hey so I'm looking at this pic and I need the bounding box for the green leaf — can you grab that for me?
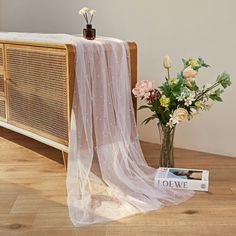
[209,94,223,102]
[217,72,232,88]
[171,79,185,94]
[198,57,210,68]
[158,109,170,125]
[138,105,152,110]
[215,88,224,95]
[141,115,157,125]
[190,80,199,91]
[177,73,183,80]
[209,89,224,102]
[159,82,171,95]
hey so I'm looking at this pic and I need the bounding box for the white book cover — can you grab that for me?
[155,167,209,191]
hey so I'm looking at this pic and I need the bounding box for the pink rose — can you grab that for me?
[132,87,146,98]
[183,66,198,79]
[132,80,154,98]
[138,80,154,92]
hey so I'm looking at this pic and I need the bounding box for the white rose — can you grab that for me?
[173,108,189,122]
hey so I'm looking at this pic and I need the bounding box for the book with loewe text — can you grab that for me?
[155,167,209,191]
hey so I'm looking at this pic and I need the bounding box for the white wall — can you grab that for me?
[0,0,235,157]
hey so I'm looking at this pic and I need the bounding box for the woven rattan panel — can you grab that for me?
[0,74,4,93]
[0,100,6,119]
[6,46,68,144]
[0,47,3,66]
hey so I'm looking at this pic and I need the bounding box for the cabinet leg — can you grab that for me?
[62,151,68,171]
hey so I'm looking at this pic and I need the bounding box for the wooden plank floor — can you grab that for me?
[0,126,236,236]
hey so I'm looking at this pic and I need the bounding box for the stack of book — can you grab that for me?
[155,167,209,191]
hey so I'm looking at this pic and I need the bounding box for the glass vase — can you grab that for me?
[158,123,176,167]
[83,24,96,40]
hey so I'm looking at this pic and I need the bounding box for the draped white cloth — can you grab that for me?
[0,32,194,226]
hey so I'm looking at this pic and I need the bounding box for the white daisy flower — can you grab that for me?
[184,92,195,106]
[166,114,179,128]
[176,92,186,102]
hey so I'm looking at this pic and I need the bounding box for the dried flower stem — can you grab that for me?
[84,13,89,24]
[196,82,219,100]
[90,15,94,24]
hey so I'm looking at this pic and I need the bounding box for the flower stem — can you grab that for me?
[195,82,220,100]
[90,15,94,24]
[84,13,89,24]
[167,68,170,80]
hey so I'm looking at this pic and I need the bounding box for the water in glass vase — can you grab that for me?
[158,123,175,167]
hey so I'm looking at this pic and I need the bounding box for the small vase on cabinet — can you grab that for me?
[83,24,96,40]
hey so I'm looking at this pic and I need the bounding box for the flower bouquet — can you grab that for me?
[78,7,96,40]
[132,56,231,167]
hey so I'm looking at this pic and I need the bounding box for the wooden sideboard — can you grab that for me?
[0,39,137,166]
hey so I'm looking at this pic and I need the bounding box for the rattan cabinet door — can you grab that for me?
[0,44,3,69]
[0,44,6,121]
[0,73,5,96]
[0,44,5,96]
[5,44,69,145]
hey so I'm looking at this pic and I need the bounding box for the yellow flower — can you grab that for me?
[160,95,170,108]
[188,58,200,68]
[194,101,201,108]
[168,77,178,85]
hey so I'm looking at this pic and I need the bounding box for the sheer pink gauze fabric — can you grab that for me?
[67,38,194,226]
